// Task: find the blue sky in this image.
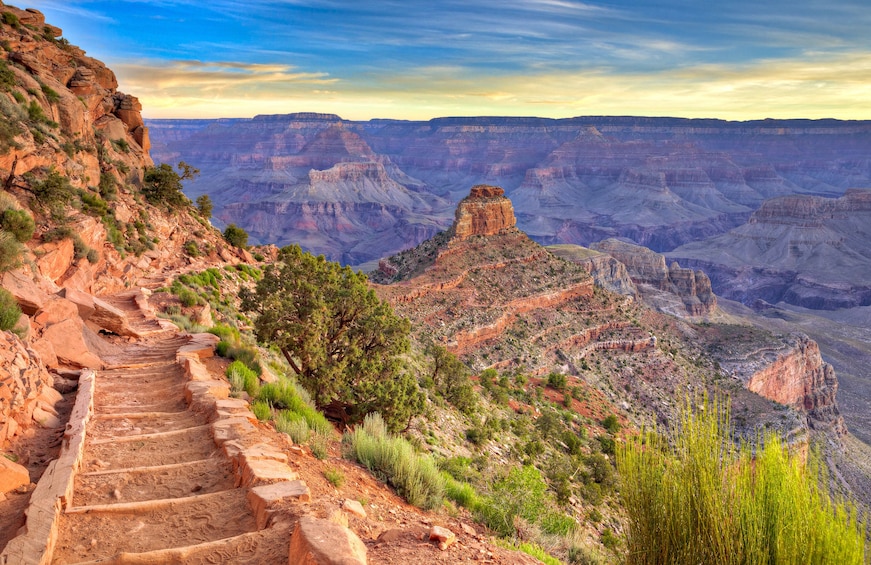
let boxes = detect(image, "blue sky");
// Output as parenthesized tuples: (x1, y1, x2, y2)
(28, 0, 871, 120)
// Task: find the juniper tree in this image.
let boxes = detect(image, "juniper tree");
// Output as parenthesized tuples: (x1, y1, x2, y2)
(241, 244, 423, 431)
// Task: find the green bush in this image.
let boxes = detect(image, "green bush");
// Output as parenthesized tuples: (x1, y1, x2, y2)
(40, 84, 60, 103)
(223, 223, 248, 248)
(343, 413, 444, 509)
(601, 414, 620, 434)
(252, 400, 272, 421)
(32, 170, 74, 206)
(195, 194, 213, 219)
(0, 287, 21, 331)
(215, 340, 230, 357)
(618, 397, 866, 565)
(0, 208, 34, 242)
(324, 466, 345, 488)
(226, 360, 259, 398)
(183, 240, 200, 257)
(176, 287, 200, 307)
(547, 371, 567, 391)
(142, 162, 198, 208)
(0, 59, 15, 91)
(0, 231, 22, 273)
(276, 410, 310, 443)
(1, 12, 19, 28)
(208, 324, 240, 342)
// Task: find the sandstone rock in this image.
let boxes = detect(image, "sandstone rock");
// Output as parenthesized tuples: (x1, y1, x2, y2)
(89, 296, 138, 337)
(58, 287, 96, 320)
(0, 330, 53, 444)
(453, 185, 517, 240)
(342, 499, 366, 519)
(35, 239, 75, 283)
(247, 480, 311, 529)
(289, 516, 367, 565)
(32, 403, 60, 428)
(41, 319, 103, 369)
(0, 456, 30, 494)
(1, 271, 48, 315)
(428, 525, 457, 550)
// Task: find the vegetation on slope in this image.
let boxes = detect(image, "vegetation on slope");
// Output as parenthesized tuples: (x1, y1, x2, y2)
(618, 397, 866, 565)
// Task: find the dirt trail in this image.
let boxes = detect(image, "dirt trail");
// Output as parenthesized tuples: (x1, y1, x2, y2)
(50, 295, 287, 564)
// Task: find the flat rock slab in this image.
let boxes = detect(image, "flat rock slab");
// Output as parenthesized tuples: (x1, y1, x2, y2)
(289, 516, 367, 565)
(0, 456, 30, 494)
(248, 480, 310, 528)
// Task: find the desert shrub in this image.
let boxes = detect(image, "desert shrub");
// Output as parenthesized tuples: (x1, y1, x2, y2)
(195, 194, 213, 219)
(0, 287, 21, 331)
(309, 431, 330, 459)
(546, 371, 567, 391)
(343, 413, 444, 509)
(0, 59, 15, 91)
(40, 84, 60, 103)
(618, 397, 866, 565)
(142, 162, 198, 208)
(223, 223, 248, 248)
(276, 410, 310, 443)
(475, 464, 575, 538)
(215, 340, 230, 357)
(601, 414, 620, 434)
(1, 12, 19, 28)
(0, 231, 22, 272)
(208, 323, 240, 342)
(0, 208, 34, 242)
(98, 172, 117, 200)
(80, 192, 108, 216)
(183, 240, 200, 257)
(176, 287, 200, 307)
(442, 473, 480, 509)
(226, 360, 259, 397)
(324, 466, 345, 488)
(251, 400, 272, 421)
(32, 170, 74, 206)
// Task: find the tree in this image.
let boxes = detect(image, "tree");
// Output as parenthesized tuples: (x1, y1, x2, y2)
(142, 161, 199, 208)
(195, 194, 213, 219)
(241, 244, 423, 431)
(426, 343, 477, 415)
(223, 223, 248, 248)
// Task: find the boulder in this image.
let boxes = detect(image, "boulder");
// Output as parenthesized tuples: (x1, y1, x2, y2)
(0, 456, 29, 494)
(58, 287, 96, 320)
(90, 296, 138, 337)
(289, 516, 367, 565)
(2, 271, 48, 315)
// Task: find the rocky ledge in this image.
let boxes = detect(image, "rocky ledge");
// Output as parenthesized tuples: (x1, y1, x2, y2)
(452, 185, 517, 240)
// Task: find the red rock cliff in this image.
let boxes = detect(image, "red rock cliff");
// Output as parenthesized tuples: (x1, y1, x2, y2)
(452, 185, 517, 240)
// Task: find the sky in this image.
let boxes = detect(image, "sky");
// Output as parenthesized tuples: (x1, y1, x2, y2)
(26, 0, 871, 121)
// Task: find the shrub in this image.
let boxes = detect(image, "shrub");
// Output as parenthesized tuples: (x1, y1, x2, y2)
(32, 170, 74, 206)
(176, 287, 200, 307)
(618, 397, 866, 565)
(208, 324, 240, 342)
(98, 172, 117, 200)
(442, 473, 480, 509)
(215, 340, 230, 357)
(0, 59, 15, 91)
(142, 162, 198, 208)
(195, 194, 213, 219)
(310, 432, 330, 459)
(223, 223, 248, 248)
(343, 413, 444, 509)
(183, 240, 200, 257)
(276, 410, 310, 443)
(546, 371, 567, 391)
(0, 231, 22, 272)
(226, 360, 259, 398)
(0, 287, 21, 331)
(324, 466, 345, 488)
(252, 400, 272, 421)
(0, 208, 34, 242)
(2, 12, 19, 28)
(601, 414, 620, 434)
(40, 84, 59, 103)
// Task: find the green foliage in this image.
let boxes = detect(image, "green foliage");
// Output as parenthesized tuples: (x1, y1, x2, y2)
(242, 244, 423, 431)
(183, 240, 200, 257)
(251, 400, 272, 421)
(98, 172, 117, 201)
(442, 473, 480, 509)
(343, 413, 444, 509)
(2, 12, 20, 28)
(40, 84, 59, 103)
(226, 360, 259, 398)
(0, 208, 34, 242)
(208, 324, 241, 342)
(324, 466, 345, 488)
(142, 161, 198, 208)
(0, 59, 15, 91)
(601, 414, 620, 434)
(475, 465, 575, 537)
(195, 194, 213, 219)
(426, 343, 477, 415)
(618, 397, 866, 565)
(223, 223, 248, 248)
(111, 138, 129, 153)
(80, 192, 108, 216)
(32, 170, 74, 207)
(176, 287, 200, 307)
(276, 410, 310, 443)
(547, 371, 567, 391)
(0, 231, 23, 273)
(0, 287, 21, 331)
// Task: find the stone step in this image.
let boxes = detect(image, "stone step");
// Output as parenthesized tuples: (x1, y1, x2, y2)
(52, 489, 258, 563)
(73, 457, 235, 506)
(90, 411, 205, 436)
(83, 426, 217, 470)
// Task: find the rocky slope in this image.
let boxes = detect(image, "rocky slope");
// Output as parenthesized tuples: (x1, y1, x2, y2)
(669, 189, 871, 310)
(0, 2, 247, 506)
(372, 186, 836, 445)
(150, 114, 871, 264)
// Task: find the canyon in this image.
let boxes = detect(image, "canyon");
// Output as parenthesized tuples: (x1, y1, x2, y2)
(149, 114, 871, 267)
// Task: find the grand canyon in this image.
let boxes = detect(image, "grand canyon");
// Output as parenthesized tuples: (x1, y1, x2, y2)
(1, 2, 870, 564)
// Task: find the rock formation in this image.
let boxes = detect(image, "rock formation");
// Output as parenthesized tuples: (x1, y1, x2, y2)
(452, 185, 517, 240)
(546, 244, 638, 298)
(587, 238, 717, 317)
(669, 189, 871, 310)
(149, 114, 871, 263)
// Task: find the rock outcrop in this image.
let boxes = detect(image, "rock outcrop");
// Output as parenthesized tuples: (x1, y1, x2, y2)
(669, 189, 871, 310)
(0, 330, 54, 446)
(452, 185, 517, 240)
(589, 239, 717, 317)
